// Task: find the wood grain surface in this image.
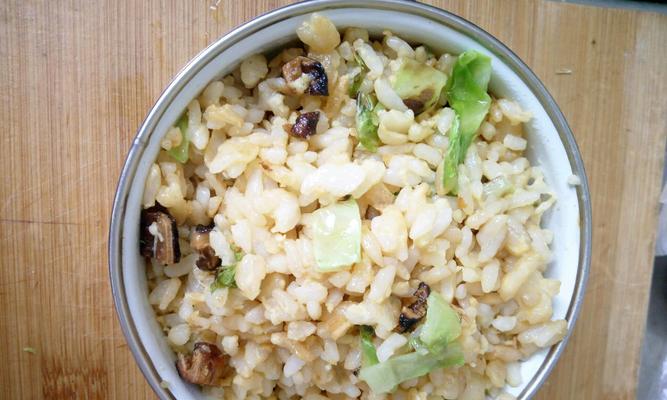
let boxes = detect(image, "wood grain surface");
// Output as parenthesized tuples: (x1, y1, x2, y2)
(1, 0, 665, 398)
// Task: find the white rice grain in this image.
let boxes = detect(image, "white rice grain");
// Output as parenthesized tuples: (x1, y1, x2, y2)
(368, 263, 397, 303)
(287, 321, 317, 342)
(376, 333, 407, 362)
(283, 355, 306, 378)
(321, 340, 340, 364)
(374, 79, 408, 112)
(567, 174, 581, 186)
(492, 316, 517, 332)
(503, 134, 527, 151)
(235, 254, 267, 301)
(168, 324, 191, 346)
(149, 278, 181, 311)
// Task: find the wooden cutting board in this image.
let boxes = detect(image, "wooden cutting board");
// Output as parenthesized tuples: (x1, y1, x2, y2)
(1, 0, 665, 398)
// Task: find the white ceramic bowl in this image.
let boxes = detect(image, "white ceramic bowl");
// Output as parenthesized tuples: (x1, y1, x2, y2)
(109, 1, 592, 398)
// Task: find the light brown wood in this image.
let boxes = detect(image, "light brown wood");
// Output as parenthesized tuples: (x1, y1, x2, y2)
(0, 0, 665, 398)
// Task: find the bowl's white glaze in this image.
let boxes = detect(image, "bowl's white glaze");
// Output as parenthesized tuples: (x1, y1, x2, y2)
(113, 3, 589, 399)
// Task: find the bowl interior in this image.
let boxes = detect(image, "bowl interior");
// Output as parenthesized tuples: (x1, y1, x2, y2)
(119, 6, 581, 399)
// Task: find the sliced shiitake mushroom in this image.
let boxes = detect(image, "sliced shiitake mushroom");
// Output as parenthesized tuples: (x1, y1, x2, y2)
(288, 111, 320, 139)
(281, 56, 328, 96)
(397, 282, 431, 333)
(176, 342, 231, 387)
(190, 223, 221, 271)
(139, 204, 180, 265)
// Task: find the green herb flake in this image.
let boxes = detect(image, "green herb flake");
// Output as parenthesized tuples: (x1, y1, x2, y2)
(211, 265, 237, 291)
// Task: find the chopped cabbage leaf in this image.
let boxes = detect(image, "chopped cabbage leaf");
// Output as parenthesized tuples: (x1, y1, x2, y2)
(312, 199, 361, 271)
(356, 92, 380, 152)
(442, 51, 492, 194)
(359, 342, 463, 394)
(349, 52, 368, 97)
(360, 326, 379, 367)
(419, 292, 462, 353)
(360, 291, 463, 393)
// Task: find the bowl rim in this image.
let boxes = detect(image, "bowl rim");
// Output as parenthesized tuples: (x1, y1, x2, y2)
(108, 1, 592, 398)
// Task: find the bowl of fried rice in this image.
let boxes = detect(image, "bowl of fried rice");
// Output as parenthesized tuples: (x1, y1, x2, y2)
(109, 1, 592, 399)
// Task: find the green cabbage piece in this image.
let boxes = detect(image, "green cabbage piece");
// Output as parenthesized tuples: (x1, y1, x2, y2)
(359, 292, 463, 393)
(168, 114, 189, 163)
(392, 58, 448, 115)
(360, 326, 379, 367)
(441, 50, 492, 194)
(441, 114, 461, 195)
(356, 92, 380, 152)
(312, 199, 361, 271)
(358, 342, 464, 394)
(419, 292, 462, 353)
(349, 52, 368, 98)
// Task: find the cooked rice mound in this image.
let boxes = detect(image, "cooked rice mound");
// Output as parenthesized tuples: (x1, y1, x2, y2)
(142, 14, 566, 400)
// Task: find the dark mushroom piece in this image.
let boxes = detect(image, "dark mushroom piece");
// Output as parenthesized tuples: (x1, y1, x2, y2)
(176, 342, 232, 387)
(402, 88, 435, 115)
(397, 282, 431, 333)
(281, 56, 329, 96)
(191, 223, 221, 271)
(139, 204, 180, 265)
(288, 111, 320, 139)
(194, 222, 215, 234)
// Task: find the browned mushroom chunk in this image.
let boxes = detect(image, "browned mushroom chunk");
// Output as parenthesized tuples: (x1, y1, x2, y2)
(190, 223, 221, 271)
(281, 56, 328, 96)
(397, 282, 431, 333)
(402, 88, 435, 115)
(139, 204, 180, 265)
(289, 111, 320, 139)
(176, 342, 232, 387)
